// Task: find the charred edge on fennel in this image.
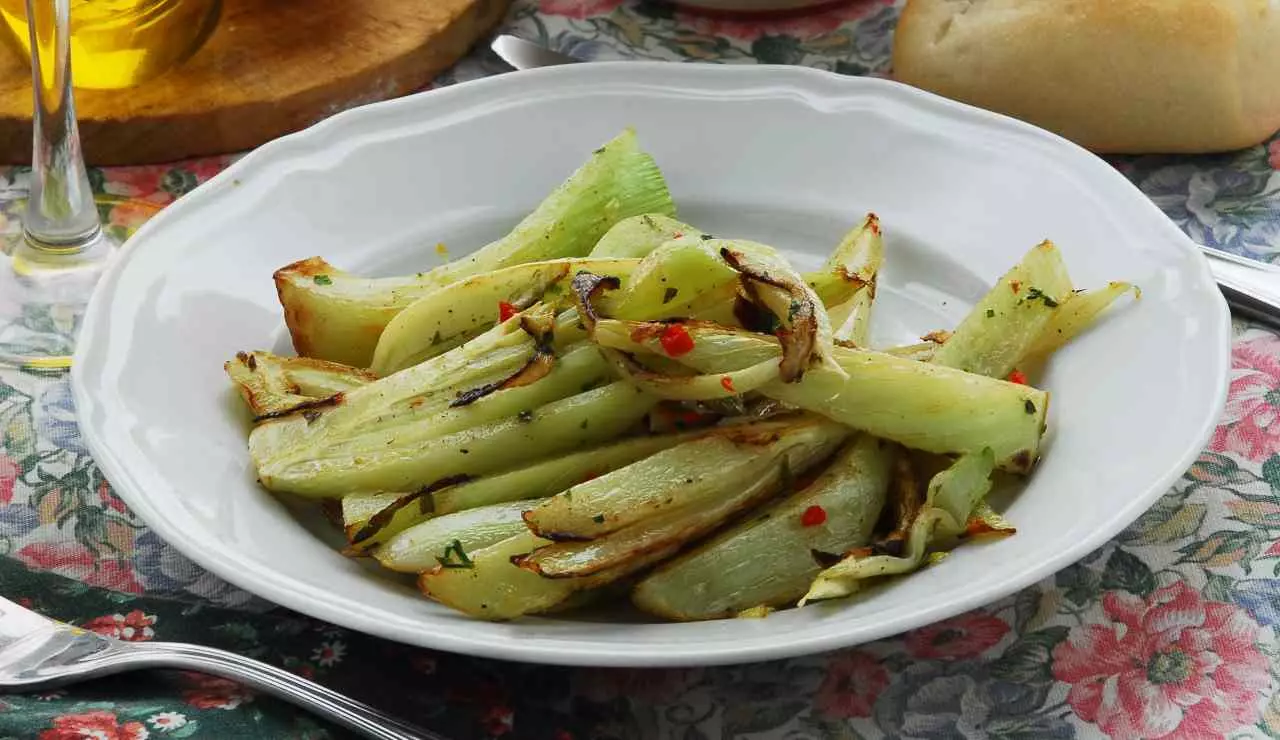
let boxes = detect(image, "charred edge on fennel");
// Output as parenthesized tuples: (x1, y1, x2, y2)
(346, 474, 472, 547)
(449, 313, 560, 408)
(570, 271, 622, 331)
(254, 392, 346, 423)
(720, 248, 817, 383)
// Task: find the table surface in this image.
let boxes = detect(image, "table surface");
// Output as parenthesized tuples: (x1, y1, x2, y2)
(2, 2, 1279, 739)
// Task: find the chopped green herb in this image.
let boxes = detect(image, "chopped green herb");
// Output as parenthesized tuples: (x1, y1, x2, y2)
(700, 233, 715, 241)
(436, 539, 473, 569)
(517, 410, 534, 423)
(663, 287, 679, 304)
(313, 275, 332, 286)
(1024, 287, 1060, 308)
(1024, 399, 1036, 414)
(985, 309, 996, 318)
(579, 419, 589, 429)
(592, 514, 605, 524)
(593, 146, 606, 155)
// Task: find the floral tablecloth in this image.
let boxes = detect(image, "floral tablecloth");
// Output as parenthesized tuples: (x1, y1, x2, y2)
(1, 2, 1279, 738)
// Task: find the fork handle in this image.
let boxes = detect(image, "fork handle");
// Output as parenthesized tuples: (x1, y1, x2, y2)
(106, 642, 445, 740)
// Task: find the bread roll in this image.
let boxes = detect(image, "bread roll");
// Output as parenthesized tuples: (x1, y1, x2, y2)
(892, 0, 1280, 153)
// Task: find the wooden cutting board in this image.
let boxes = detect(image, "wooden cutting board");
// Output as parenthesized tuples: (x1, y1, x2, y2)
(0, 0, 509, 165)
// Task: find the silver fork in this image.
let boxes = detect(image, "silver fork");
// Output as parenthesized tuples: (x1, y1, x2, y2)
(0, 595, 444, 740)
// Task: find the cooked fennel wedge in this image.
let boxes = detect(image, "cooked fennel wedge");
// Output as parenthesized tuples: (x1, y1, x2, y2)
(420, 530, 676, 620)
(802, 448, 996, 604)
(375, 501, 535, 573)
(517, 422, 845, 578)
(608, 235, 740, 320)
(342, 491, 403, 528)
(594, 320, 1046, 472)
(255, 309, 547, 458)
(523, 414, 849, 541)
(340, 491, 430, 554)
(589, 214, 701, 258)
(371, 258, 639, 375)
(931, 240, 1073, 377)
(255, 377, 654, 497)
(1029, 281, 1140, 357)
(275, 129, 675, 366)
(431, 432, 700, 515)
(632, 434, 894, 619)
(809, 213, 884, 311)
(347, 432, 701, 552)
(516, 465, 787, 579)
(250, 317, 596, 468)
(251, 323, 652, 497)
(224, 351, 376, 419)
(831, 288, 875, 346)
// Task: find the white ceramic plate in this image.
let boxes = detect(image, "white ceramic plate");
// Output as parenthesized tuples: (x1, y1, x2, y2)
(72, 63, 1230, 667)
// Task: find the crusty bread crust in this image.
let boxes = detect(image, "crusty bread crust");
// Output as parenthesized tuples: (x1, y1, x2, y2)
(893, 0, 1280, 153)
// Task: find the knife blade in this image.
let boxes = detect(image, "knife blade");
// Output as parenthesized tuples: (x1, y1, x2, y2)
(491, 35, 581, 71)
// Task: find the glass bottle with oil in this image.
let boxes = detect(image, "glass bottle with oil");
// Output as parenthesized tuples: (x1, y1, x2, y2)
(0, 0, 222, 89)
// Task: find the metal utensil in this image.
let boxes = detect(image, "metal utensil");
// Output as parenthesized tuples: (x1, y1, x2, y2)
(491, 34, 581, 70)
(1200, 247, 1280, 330)
(490, 34, 1280, 329)
(0, 595, 443, 740)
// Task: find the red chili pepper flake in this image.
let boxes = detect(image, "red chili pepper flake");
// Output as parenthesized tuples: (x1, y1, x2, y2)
(659, 324, 695, 357)
(1010, 280, 1022, 294)
(800, 505, 827, 527)
(1007, 369, 1028, 385)
(672, 231, 684, 239)
(498, 301, 518, 322)
(720, 376, 736, 393)
(868, 215, 880, 236)
(680, 410, 705, 426)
